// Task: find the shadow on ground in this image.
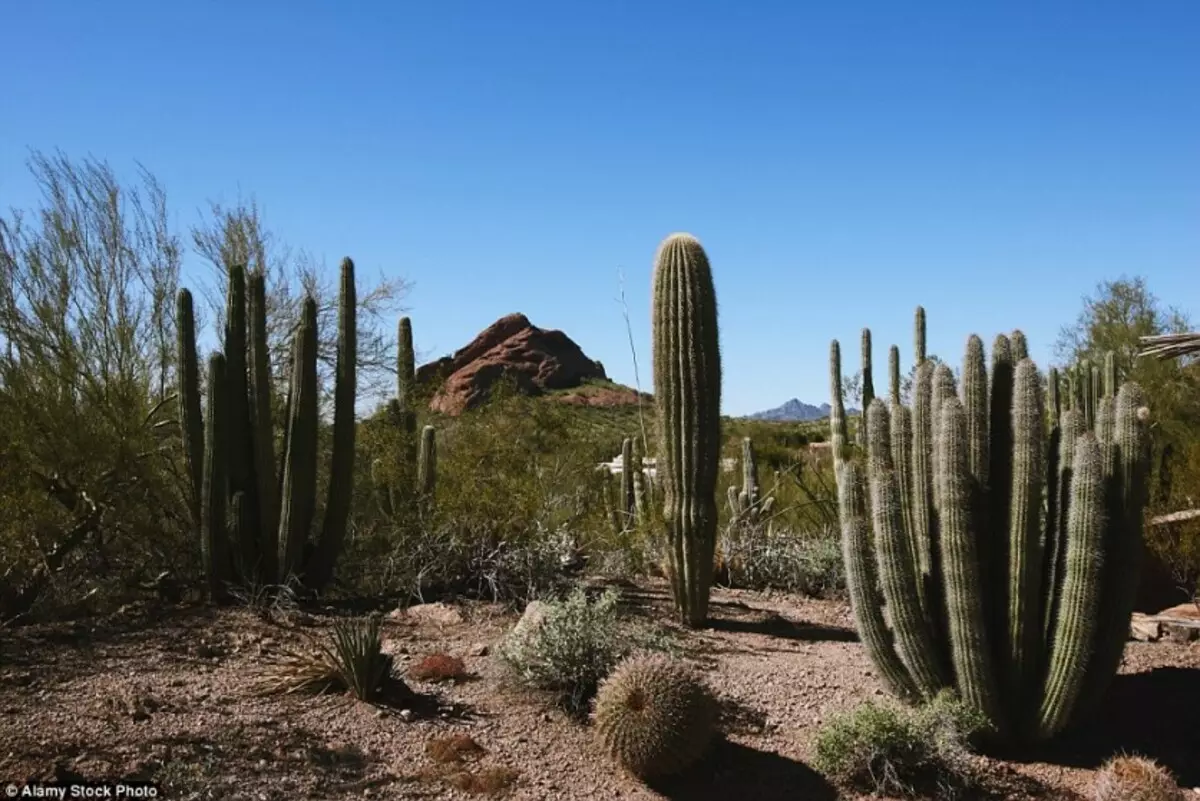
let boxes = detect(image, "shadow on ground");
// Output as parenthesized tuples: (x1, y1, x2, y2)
(1012, 666, 1200, 787)
(646, 738, 838, 801)
(704, 614, 858, 643)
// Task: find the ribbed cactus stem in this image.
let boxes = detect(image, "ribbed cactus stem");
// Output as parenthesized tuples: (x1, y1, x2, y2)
(632, 436, 648, 523)
(962, 335, 989, 486)
(908, 361, 936, 606)
(1075, 384, 1150, 717)
(914, 306, 926, 365)
(307, 258, 357, 591)
(839, 461, 920, 701)
(1010, 329, 1029, 361)
(935, 396, 1002, 728)
(201, 352, 230, 602)
(1047, 367, 1061, 425)
(829, 341, 849, 474)
(1005, 359, 1046, 733)
(418, 425, 437, 497)
(247, 269, 278, 584)
(1044, 410, 1085, 638)
(223, 265, 257, 577)
(397, 316, 418, 486)
(652, 233, 722, 627)
(1102, 352, 1117, 399)
(859, 329, 875, 449)
(277, 297, 320, 581)
(621, 437, 636, 524)
(1036, 433, 1106, 740)
(889, 345, 901, 405)
(741, 437, 759, 505)
(176, 290, 204, 531)
(866, 400, 946, 696)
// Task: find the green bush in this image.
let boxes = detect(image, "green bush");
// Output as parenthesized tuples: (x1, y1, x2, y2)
(813, 692, 990, 799)
(497, 587, 642, 715)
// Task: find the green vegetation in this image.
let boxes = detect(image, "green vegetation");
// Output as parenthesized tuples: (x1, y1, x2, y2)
(813, 692, 990, 799)
(2, 151, 1199, 795)
(832, 306, 1156, 744)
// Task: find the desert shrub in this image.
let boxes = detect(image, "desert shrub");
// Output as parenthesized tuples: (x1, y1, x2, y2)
(718, 523, 845, 596)
(813, 692, 990, 799)
(1092, 754, 1184, 801)
(497, 586, 629, 714)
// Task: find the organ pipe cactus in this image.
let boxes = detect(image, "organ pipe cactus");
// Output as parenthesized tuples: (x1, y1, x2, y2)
(651, 233, 722, 627)
(176, 259, 359, 598)
(831, 307, 1151, 744)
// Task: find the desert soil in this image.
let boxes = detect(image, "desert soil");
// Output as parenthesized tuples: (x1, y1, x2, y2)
(1, 578, 1198, 801)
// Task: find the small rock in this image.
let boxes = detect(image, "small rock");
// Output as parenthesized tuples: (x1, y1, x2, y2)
(403, 602, 465, 626)
(468, 643, 489, 657)
(399, 709, 413, 722)
(1130, 615, 1161, 642)
(1163, 622, 1200, 643)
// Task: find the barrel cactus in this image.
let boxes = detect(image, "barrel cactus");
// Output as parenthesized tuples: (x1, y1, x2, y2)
(651, 233, 722, 627)
(592, 654, 718, 779)
(831, 306, 1151, 743)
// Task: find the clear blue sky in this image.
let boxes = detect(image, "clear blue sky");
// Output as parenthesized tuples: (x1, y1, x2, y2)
(3, 1, 1197, 416)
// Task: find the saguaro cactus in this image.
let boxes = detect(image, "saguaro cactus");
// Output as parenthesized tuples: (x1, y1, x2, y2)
(652, 233, 722, 627)
(831, 307, 1151, 744)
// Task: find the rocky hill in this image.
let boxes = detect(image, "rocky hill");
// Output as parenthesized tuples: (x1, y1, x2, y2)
(416, 313, 642, 415)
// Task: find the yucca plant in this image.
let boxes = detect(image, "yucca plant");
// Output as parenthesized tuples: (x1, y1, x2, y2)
(256, 614, 398, 701)
(831, 307, 1152, 744)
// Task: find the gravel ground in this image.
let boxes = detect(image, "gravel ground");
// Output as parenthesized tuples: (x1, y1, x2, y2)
(1, 578, 1197, 801)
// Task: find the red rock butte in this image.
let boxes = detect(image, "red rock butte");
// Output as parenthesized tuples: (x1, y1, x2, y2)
(415, 313, 616, 415)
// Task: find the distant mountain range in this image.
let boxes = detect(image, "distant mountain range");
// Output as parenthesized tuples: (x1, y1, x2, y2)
(745, 398, 860, 422)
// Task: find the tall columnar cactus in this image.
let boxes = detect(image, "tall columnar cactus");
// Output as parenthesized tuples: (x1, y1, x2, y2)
(417, 424, 438, 499)
(176, 258, 359, 599)
(201, 352, 230, 602)
(176, 290, 205, 531)
(631, 436, 650, 524)
(620, 437, 637, 526)
(858, 328, 875, 449)
(831, 307, 1151, 744)
(651, 233, 722, 627)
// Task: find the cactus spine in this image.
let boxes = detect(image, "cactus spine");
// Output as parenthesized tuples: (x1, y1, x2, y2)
(177, 259, 359, 598)
(832, 308, 1151, 744)
(651, 233, 721, 627)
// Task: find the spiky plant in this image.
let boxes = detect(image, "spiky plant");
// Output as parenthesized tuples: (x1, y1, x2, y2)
(176, 259, 358, 598)
(831, 307, 1151, 744)
(256, 614, 398, 701)
(1093, 755, 1184, 801)
(651, 233, 722, 627)
(592, 654, 718, 780)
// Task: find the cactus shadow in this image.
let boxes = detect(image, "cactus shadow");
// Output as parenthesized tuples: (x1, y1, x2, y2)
(1014, 666, 1200, 786)
(645, 738, 838, 801)
(703, 613, 859, 643)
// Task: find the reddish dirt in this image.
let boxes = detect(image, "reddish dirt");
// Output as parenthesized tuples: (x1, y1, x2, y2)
(1, 579, 1197, 800)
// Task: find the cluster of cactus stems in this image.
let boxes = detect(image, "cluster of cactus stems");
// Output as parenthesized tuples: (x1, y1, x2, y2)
(602, 435, 654, 534)
(373, 316, 437, 517)
(727, 437, 775, 527)
(651, 233, 722, 627)
(178, 260, 358, 600)
(831, 306, 1151, 743)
